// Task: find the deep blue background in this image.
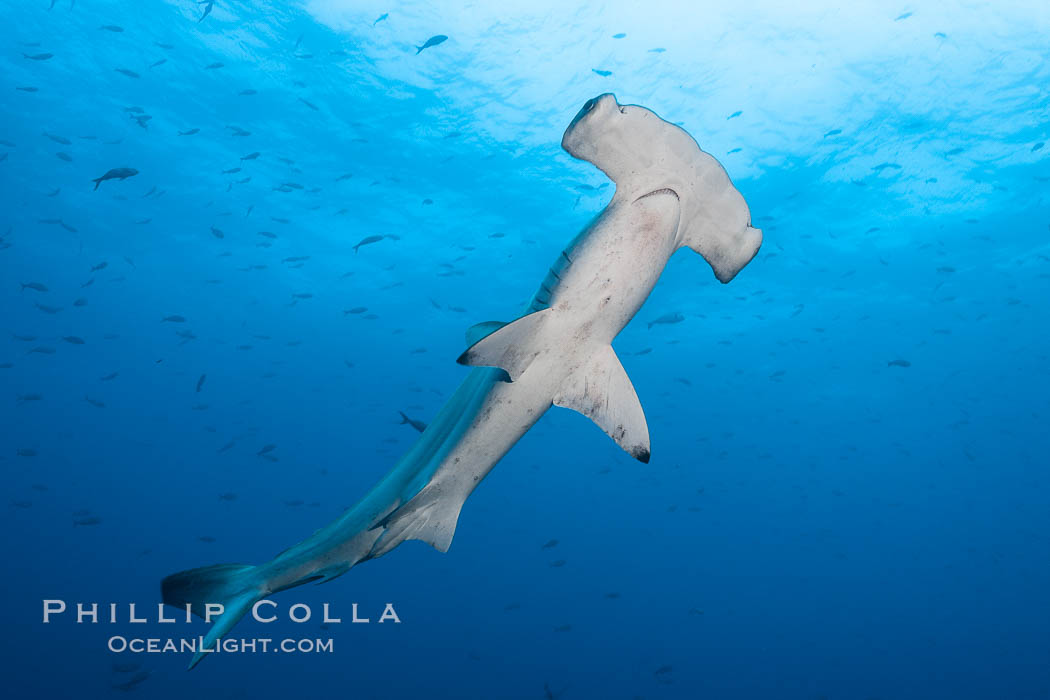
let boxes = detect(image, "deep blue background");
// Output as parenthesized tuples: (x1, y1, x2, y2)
(2, 1, 1048, 698)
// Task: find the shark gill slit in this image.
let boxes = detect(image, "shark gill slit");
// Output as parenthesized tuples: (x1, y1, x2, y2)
(633, 187, 679, 203)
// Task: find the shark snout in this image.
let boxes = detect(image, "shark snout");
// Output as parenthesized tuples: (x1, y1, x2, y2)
(562, 93, 619, 158)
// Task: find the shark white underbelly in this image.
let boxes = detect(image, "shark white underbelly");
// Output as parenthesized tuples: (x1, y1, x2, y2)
(162, 93, 762, 668)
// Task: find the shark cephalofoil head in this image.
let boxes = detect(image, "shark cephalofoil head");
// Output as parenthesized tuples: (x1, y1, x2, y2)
(562, 93, 762, 283)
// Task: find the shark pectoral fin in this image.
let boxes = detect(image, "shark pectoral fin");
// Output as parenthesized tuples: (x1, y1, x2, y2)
(457, 308, 552, 381)
(553, 345, 651, 463)
(465, 320, 508, 346)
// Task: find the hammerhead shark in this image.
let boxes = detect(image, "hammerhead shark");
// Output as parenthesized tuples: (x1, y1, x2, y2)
(162, 93, 762, 668)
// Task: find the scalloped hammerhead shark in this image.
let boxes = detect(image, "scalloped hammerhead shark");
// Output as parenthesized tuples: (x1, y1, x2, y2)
(162, 93, 762, 668)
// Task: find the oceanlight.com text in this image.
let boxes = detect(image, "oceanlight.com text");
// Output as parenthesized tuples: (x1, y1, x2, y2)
(108, 635, 335, 656)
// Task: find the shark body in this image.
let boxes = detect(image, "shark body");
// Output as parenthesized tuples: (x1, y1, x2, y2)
(162, 93, 762, 668)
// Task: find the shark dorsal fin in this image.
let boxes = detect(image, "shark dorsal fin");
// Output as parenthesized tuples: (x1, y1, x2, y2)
(465, 320, 508, 347)
(457, 309, 552, 381)
(553, 345, 650, 463)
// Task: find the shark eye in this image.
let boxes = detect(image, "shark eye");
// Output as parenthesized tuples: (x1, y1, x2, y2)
(569, 98, 601, 129)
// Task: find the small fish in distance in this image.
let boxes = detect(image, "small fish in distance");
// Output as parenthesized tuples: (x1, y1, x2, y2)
(415, 34, 447, 54)
(648, 311, 685, 329)
(353, 234, 384, 253)
(398, 411, 426, 433)
(92, 168, 138, 190)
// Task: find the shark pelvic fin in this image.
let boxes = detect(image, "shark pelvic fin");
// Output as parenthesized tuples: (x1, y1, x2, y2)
(370, 483, 464, 556)
(554, 345, 651, 463)
(457, 308, 552, 381)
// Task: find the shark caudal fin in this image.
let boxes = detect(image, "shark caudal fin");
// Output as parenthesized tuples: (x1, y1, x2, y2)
(161, 563, 263, 669)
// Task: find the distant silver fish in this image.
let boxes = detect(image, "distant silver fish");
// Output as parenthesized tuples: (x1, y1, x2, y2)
(398, 411, 427, 433)
(92, 167, 138, 190)
(415, 34, 448, 54)
(647, 311, 685, 329)
(353, 234, 384, 253)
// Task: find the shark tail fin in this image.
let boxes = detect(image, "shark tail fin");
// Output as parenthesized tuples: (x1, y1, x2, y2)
(398, 410, 410, 424)
(161, 563, 263, 669)
(92, 178, 102, 191)
(369, 483, 464, 557)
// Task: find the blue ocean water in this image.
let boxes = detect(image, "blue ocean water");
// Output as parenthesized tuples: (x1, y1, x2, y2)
(2, 1, 1049, 698)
